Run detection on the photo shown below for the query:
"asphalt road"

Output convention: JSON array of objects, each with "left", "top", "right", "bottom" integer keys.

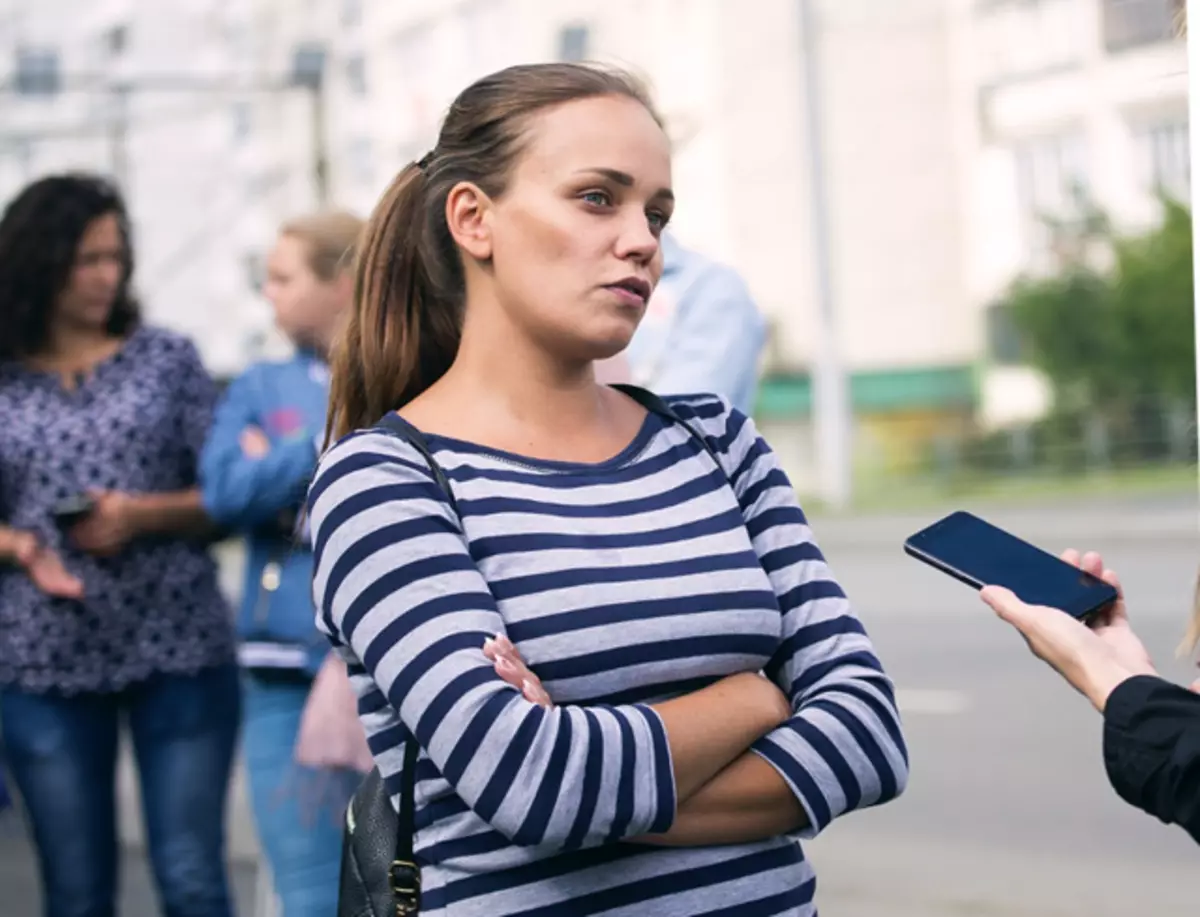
[
  {"left": 806, "top": 495, "right": 1200, "bottom": 915},
  {"left": 3, "top": 494, "right": 1198, "bottom": 916}
]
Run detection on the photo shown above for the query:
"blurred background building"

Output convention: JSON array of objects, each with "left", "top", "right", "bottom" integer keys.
[
  {"left": 1, "top": 4, "right": 1196, "bottom": 915},
  {"left": 0, "top": 0, "right": 1191, "bottom": 502}
]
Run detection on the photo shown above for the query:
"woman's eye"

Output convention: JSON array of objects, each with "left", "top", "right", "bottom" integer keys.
[
  {"left": 647, "top": 210, "right": 669, "bottom": 231},
  {"left": 581, "top": 190, "right": 612, "bottom": 208}
]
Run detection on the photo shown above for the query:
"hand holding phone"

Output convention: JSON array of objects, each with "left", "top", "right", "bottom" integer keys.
[
  {"left": 979, "top": 549, "right": 1157, "bottom": 711},
  {"left": 52, "top": 495, "right": 96, "bottom": 531},
  {"left": 904, "top": 510, "right": 1119, "bottom": 621}
]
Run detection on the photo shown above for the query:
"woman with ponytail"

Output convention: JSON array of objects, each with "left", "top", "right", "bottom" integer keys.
[{"left": 308, "top": 62, "right": 907, "bottom": 916}]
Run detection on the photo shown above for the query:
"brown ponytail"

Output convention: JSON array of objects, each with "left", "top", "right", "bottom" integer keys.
[
  {"left": 323, "top": 62, "right": 660, "bottom": 445},
  {"left": 325, "top": 164, "right": 460, "bottom": 443}
]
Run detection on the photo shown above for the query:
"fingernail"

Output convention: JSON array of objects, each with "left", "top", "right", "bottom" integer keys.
[
  {"left": 483, "top": 637, "right": 496, "bottom": 653},
  {"left": 496, "top": 657, "right": 517, "bottom": 675}
]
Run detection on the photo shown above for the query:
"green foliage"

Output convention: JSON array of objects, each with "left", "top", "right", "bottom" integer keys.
[{"left": 1001, "top": 196, "right": 1195, "bottom": 408}]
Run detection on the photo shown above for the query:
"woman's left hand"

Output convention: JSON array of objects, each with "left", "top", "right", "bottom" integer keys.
[
  {"left": 980, "top": 549, "right": 1157, "bottom": 711},
  {"left": 70, "top": 490, "right": 138, "bottom": 556},
  {"left": 484, "top": 634, "right": 553, "bottom": 707}
]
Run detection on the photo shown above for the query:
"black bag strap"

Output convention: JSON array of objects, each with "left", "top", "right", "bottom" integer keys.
[
  {"left": 376, "top": 412, "right": 459, "bottom": 515},
  {"left": 371, "top": 411, "right": 457, "bottom": 913},
  {"left": 609, "top": 383, "right": 727, "bottom": 476},
  {"left": 388, "top": 739, "right": 420, "bottom": 912}
]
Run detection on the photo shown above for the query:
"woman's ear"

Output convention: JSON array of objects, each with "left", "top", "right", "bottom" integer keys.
[{"left": 445, "top": 181, "right": 493, "bottom": 261}]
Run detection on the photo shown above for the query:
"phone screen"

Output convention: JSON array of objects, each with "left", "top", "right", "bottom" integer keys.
[{"left": 904, "top": 510, "right": 1118, "bottom": 620}]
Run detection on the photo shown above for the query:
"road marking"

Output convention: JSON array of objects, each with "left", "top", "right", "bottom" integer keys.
[{"left": 895, "top": 689, "right": 971, "bottom": 715}]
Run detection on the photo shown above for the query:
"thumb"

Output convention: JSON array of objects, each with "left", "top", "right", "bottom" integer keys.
[{"left": 980, "top": 585, "right": 1023, "bottom": 620}]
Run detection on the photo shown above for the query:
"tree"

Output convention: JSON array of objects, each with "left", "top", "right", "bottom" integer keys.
[{"left": 1003, "top": 196, "right": 1195, "bottom": 410}]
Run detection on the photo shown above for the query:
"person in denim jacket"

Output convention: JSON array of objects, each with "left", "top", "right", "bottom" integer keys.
[
  {"left": 199, "top": 211, "right": 369, "bottom": 917},
  {"left": 597, "top": 232, "right": 767, "bottom": 413}
]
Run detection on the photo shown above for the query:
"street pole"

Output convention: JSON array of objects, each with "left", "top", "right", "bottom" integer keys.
[
  {"left": 1187, "top": 0, "right": 1200, "bottom": 518},
  {"left": 108, "top": 84, "right": 130, "bottom": 189},
  {"left": 797, "top": 0, "right": 852, "bottom": 510},
  {"left": 310, "top": 82, "right": 330, "bottom": 206}
]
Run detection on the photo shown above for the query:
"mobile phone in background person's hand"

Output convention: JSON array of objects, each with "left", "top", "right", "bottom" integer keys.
[
  {"left": 51, "top": 494, "right": 96, "bottom": 531},
  {"left": 904, "top": 510, "right": 1119, "bottom": 621}
]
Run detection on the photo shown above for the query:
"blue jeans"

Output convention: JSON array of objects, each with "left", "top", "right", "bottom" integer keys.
[
  {"left": 242, "top": 672, "right": 360, "bottom": 917},
  {"left": 0, "top": 664, "right": 241, "bottom": 917}
]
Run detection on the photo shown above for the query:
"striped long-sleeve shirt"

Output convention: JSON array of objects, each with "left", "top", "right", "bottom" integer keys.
[{"left": 308, "top": 394, "right": 908, "bottom": 916}]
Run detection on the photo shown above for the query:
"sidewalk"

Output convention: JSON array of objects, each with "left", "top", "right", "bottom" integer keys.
[
  {"left": 0, "top": 823, "right": 259, "bottom": 917},
  {"left": 2, "top": 743, "right": 262, "bottom": 917},
  {"left": 808, "top": 491, "right": 1199, "bottom": 548}
]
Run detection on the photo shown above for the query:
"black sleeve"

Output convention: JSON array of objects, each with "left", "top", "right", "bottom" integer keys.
[{"left": 1102, "top": 674, "right": 1200, "bottom": 844}]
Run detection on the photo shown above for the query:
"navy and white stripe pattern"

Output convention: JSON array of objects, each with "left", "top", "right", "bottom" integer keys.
[{"left": 308, "top": 394, "right": 908, "bottom": 916}]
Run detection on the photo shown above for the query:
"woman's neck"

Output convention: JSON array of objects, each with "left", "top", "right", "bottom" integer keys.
[
  {"left": 30, "top": 322, "right": 121, "bottom": 381},
  {"left": 410, "top": 298, "right": 636, "bottom": 461},
  {"left": 451, "top": 319, "right": 603, "bottom": 426}
]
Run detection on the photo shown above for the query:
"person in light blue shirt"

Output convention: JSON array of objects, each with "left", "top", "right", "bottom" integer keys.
[
  {"left": 199, "top": 211, "right": 369, "bottom": 917},
  {"left": 600, "top": 232, "right": 767, "bottom": 413}
]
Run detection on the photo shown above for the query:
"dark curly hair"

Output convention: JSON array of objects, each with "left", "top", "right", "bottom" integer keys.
[{"left": 0, "top": 173, "right": 140, "bottom": 361}]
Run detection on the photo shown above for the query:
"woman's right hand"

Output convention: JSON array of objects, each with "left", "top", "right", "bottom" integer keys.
[
  {"left": 980, "top": 549, "right": 1155, "bottom": 711},
  {"left": 485, "top": 634, "right": 791, "bottom": 728},
  {"left": 10, "top": 531, "right": 84, "bottom": 599},
  {"left": 484, "top": 634, "right": 554, "bottom": 706}
]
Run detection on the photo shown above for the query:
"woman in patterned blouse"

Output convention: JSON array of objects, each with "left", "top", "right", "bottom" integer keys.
[{"left": 0, "top": 174, "right": 240, "bottom": 917}]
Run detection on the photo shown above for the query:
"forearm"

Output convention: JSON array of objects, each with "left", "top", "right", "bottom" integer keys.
[
  {"left": 650, "top": 673, "right": 789, "bottom": 804},
  {"left": 634, "top": 751, "right": 807, "bottom": 846},
  {"left": 0, "top": 524, "right": 30, "bottom": 564},
  {"left": 127, "top": 490, "right": 215, "bottom": 538},
  {"left": 1103, "top": 674, "right": 1200, "bottom": 843},
  {"left": 200, "top": 439, "right": 317, "bottom": 528}
]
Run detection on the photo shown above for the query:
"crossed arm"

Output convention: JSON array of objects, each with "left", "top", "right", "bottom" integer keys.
[
  {"left": 310, "top": 406, "right": 907, "bottom": 850},
  {"left": 486, "top": 633, "right": 808, "bottom": 845}
]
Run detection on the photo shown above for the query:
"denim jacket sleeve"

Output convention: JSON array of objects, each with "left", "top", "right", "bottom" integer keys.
[
  {"left": 648, "top": 266, "right": 767, "bottom": 415},
  {"left": 199, "top": 368, "right": 319, "bottom": 530}
]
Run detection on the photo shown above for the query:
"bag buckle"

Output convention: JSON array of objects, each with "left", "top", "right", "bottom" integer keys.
[{"left": 390, "top": 860, "right": 421, "bottom": 915}]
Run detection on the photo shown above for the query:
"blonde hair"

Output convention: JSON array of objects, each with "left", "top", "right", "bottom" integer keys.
[
  {"left": 280, "top": 210, "right": 365, "bottom": 282},
  {"left": 1183, "top": 573, "right": 1200, "bottom": 657}
]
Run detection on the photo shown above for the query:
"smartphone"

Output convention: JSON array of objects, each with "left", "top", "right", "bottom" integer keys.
[
  {"left": 52, "top": 495, "right": 96, "bottom": 530},
  {"left": 903, "top": 510, "right": 1119, "bottom": 620}
]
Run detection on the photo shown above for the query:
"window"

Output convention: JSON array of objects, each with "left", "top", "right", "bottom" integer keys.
[
  {"left": 1012, "top": 132, "right": 1090, "bottom": 264},
  {"left": 558, "top": 24, "right": 590, "bottom": 62},
  {"left": 290, "top": 43, "right": 326, "bottom": 91},
  {"left": 14, "top": 46, "right": 60, "bottom": 96},
  {"left": 1102, "top": 0, "right": 1183, "bottom": 52},
  {"left": 242, "top": 253, "right": 265, "bottom": 292},
  {"left": 105, "top": 25, "right": 128, "bottom": 56},
  {"left": 986, "top": 302, "right": 1023, "bottom": 365},
  {"left": 1134, "top": 119, "right": 1189, "bottom": 201},
  {"left": 231, "top": 102, "right": 253, "bottom": 144},
  {"left": 344, "top": 54, "right": 367, "bottom": 96}
]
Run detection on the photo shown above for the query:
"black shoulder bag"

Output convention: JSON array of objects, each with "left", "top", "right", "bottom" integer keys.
[{"left": 336, "top": 386, "right": 722, "bottom": 917}]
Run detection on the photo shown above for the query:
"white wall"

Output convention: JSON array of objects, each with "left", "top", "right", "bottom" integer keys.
[{"left": 356, "top": 0, "right": 972, "bottom": 379}]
